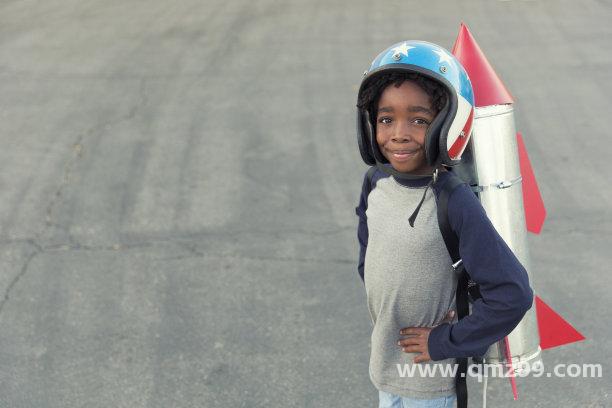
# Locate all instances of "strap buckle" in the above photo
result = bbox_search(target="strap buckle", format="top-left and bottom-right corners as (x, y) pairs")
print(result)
(472, 175), (523, 193)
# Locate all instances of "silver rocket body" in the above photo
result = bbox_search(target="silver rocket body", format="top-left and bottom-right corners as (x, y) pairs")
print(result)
(453, 103), (542, 369)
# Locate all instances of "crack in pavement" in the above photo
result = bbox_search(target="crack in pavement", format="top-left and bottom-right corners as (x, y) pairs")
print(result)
(0, 231), (352, 319)
(0, 79), (150, 319)
(155, 251), (354, 265)
(42, 134), (85, 238)
(0, 232), (352, 321)
(41, 78), (149, 245)
(37, 237), (354, 265)
(0, 239), (42, 318)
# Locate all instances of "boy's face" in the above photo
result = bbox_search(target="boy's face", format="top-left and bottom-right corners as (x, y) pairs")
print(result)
(375, 80), (436, 174)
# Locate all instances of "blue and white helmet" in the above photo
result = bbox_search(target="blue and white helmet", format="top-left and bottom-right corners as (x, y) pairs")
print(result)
(357, 40), (475, 168)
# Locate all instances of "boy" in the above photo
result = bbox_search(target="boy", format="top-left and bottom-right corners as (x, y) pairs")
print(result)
(354, 41), (533, 408)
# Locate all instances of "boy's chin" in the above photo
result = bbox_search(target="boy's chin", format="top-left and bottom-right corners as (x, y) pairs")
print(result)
(388, 160), (425, 174)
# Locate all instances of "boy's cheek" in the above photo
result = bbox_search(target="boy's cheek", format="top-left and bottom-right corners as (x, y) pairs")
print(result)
(376, 143), (388, 158)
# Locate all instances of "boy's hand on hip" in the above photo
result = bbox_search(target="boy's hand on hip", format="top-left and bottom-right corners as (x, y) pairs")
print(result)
(397, 310), (455, 363)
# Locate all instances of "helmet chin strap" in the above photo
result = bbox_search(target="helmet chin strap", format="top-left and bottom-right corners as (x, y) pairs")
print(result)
(407, 169), (437, 227)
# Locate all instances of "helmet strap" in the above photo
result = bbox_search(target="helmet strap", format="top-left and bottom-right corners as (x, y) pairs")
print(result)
(408, 171), (437, 227)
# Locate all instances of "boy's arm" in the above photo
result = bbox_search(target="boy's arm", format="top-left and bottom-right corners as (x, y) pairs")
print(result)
(427, 183), (534, 360)
(355, 172), (370, 284)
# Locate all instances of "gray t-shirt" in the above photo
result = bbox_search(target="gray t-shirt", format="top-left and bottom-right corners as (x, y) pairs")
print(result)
(364, 175), (458, 399)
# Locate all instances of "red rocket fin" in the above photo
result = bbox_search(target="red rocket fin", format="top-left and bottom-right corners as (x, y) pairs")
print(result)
(451, 23), (514, 107)
(516, 132), (547, 234)
(502, 337), (519, 400)
(535, 295), (585, 350)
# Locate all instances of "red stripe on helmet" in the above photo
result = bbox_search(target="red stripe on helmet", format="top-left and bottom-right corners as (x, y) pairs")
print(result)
(448, 108), (474, 159)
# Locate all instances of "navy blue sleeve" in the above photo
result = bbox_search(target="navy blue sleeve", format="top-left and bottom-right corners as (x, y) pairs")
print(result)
(355, 172), (370, 284)
(428, 182), (534, 360)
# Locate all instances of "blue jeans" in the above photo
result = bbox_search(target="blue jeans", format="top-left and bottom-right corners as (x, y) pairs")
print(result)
(378, 390), (456, 408)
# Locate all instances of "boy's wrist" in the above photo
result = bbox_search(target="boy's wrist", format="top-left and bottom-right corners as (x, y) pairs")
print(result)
(427, 322), (451, 361)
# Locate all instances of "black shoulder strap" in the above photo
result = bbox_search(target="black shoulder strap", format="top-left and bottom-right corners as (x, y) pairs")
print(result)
(435, 173), (470, 408)
(435, 174), (483, 301)
(436, 175), (464, 263)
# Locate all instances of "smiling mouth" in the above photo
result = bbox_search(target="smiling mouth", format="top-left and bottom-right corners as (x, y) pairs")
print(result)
(388, 149), (418, 161)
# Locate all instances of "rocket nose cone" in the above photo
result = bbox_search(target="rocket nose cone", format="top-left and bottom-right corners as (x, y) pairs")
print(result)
(452, 23), (514, 107)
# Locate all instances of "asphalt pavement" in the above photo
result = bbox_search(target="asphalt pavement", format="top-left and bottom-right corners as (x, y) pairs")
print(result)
(0, 0), (610, 406)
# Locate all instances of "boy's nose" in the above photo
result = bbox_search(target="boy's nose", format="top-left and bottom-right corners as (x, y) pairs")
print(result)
(392, 121), (413, 141)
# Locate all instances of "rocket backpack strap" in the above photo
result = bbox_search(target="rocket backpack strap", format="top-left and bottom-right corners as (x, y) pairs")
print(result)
(435, 173), (470, 408)
(434, 174), (483, 303)
(435, 173), (484, 408)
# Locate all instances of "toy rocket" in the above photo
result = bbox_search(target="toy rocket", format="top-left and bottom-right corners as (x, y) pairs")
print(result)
(450, 23), (584, 397)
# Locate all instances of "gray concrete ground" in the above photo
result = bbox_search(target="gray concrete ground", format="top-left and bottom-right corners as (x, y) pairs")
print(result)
(0, 0), (610, 406)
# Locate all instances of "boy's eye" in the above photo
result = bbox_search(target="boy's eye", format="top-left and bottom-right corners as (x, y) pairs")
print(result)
(378, 117), (392, 124)
(413, 118), (431, 126)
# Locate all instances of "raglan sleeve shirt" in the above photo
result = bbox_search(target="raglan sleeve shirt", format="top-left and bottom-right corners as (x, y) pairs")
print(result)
(427, 180), (534, 360)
